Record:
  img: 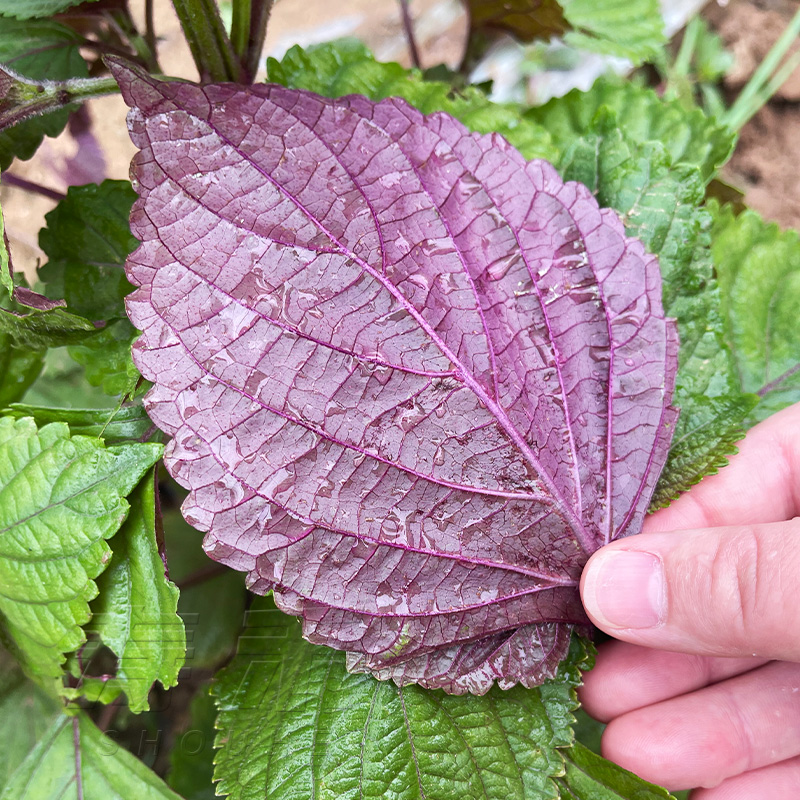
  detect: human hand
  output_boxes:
[579,402,800,798]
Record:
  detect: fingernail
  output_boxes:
[582,550,666,629]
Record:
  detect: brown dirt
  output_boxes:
[707,0,800,230]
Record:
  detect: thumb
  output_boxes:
[580,520,800,660]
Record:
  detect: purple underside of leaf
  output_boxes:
[108,57,678,695]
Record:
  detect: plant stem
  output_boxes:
[0,74,119,131]
[247,0,274,82]
[171,0,242,82]
[145,0,158,66]
[97,697,122,733]
[1,173,65,202]
[176,562,229,590]
[673,16,701,78]
[108,7,162,74]
[72,717,84,800]
[399,0,422,70]
[231,0,251,61]
[724,6,800,130]
[231,0,274,82]
[733,49,800,129]
[757,361,800,398]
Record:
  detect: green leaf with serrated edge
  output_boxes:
[0,416,161,689]
[555,742,675,799]
[558,0,665,63]
[0,713,181,800]
[266,41,557,162]
[77,470,185,713]
[213,596,593,800]
[650,393,758,509]
[39,181,138,320]
[0,305,99,348]
[38,180,141,395]
[463,0,569,41]
[3,403,155,444]
[1,195,90,391]
[0,243,100,352]
[556,113,752,504]
[0,643,62,793]
[0,0,99,20]
[462,0,664,65]
[163,507,246,670]
[526,78,735,182]
[710,202,800,423]
[167,687,217,800]
[0,17,88,168]
[0,18,84,72]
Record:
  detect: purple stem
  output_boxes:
[73,717,84,800]
[1,173,65,202]
[145,0,158,63]
[97,697,122,733]
[177,562,230,590]
[758,362,800,398]
[398,0,422,69]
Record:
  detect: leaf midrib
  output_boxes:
[140,79,590,548]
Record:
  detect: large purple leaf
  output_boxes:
[110,59,678,694]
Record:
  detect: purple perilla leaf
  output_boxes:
[110,58,678,694]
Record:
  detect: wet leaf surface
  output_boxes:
[111,60,678,693]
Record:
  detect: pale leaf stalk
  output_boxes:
[733,49,800,129]
[0,69,119,132]
[231,0,275,82]
[673,16,702,78]
[171,0,242,82]
[724,6,800,130]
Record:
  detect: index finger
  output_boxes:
[645,401,800,534]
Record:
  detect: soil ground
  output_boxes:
[2,0,799,277]
[708,0,800,229]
